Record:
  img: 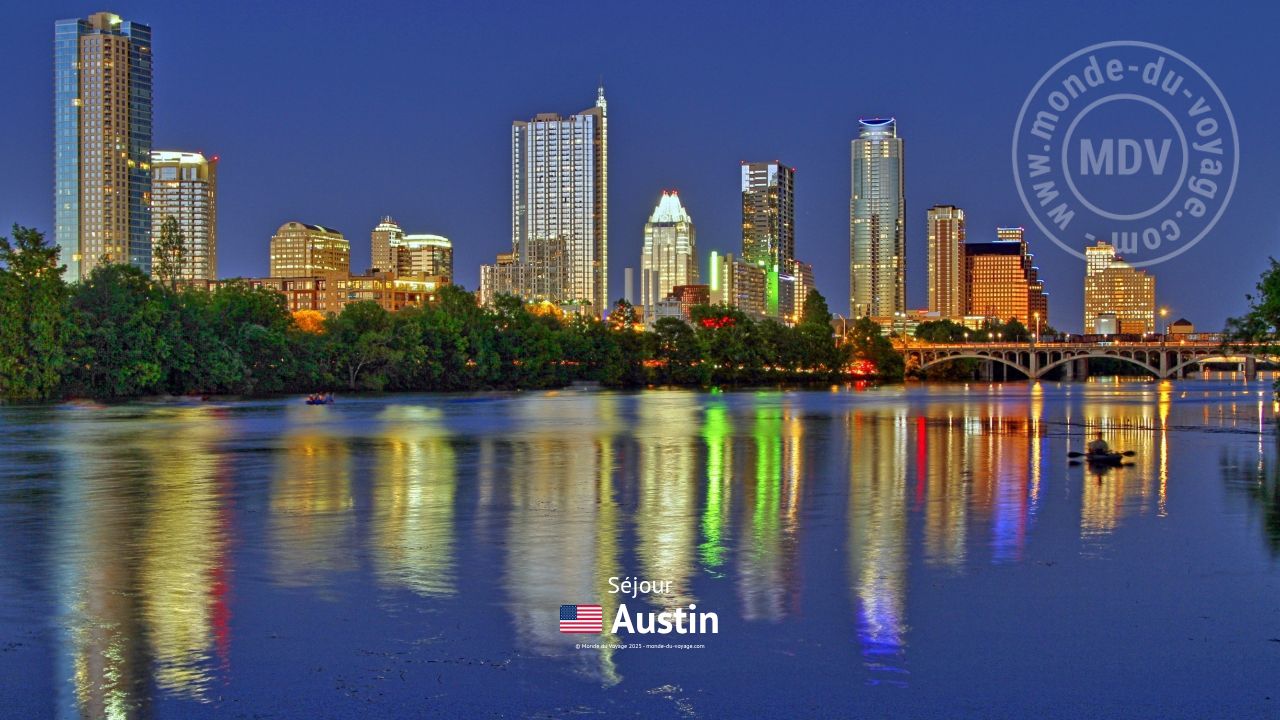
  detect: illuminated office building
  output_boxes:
[641,191,697,319]
[926,205,965,319]
[1083,240,1155,334]
[370,216,404,272]
[483,86,608,314]
[54,11,153,279]
[708,251,766,318]
[850,117,905,318]
[269,221,349,277]
[741,162,795,269]
[370,217,453,282]
[964,230,1049,327]
[150,150,217,281]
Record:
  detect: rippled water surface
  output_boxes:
[1,379,1278,718]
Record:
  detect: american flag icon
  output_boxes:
[559,604,603,634]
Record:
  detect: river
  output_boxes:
[1,377,1277,718]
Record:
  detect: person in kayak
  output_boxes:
[1087,432,1110,456]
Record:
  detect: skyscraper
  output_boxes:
[55,11,153,280]
[269,222,349,277]
[641,191,697,318]
[1083,241,1155,334]
[488,86,608,314]
[741,162,795,270]
[926,205,965,319]
[150,151,217,281]
[964,230,1049,327]
[397,235,453,281]
[370,216,404,272]
[850,117,905,319]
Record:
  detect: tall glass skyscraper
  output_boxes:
[849,118,905,319]
[641,191,697,318]
[502,86,608,314]
[740,162,795,270]
[55,12,153,280]
[151,151,217,281]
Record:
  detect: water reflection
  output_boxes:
[1221,445,1280,556]
[270,413,354,587]
[54,408,230,718]
[7,379,1273,714]
[371,405,456,597]
[847,409,909,685]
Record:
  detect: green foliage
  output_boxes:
[848,316,904,380]
[0,226,73,401]
[913,319,969,343]
[0,235,900,399]
[153,215,186,291]
[63,264,175,398]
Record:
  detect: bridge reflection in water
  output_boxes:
[2,380,1272,716]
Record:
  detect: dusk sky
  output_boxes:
[3,0,1276,331]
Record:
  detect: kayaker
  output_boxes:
[1087,432,1110,456]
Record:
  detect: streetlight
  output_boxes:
[1033,311,1041,341]
[1160,306,1170,335]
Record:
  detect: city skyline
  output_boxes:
[4,2,1274,331]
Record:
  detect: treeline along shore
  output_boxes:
[0,226,908,402]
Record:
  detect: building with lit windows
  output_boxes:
[187,272,447,314]
[150,150,217,281]
[926,205,965,319]
[741,162,795,270]
[964,231,1049,327]
[370,216,404,272]
[269,221,349,278]
[708,251,766,319]
[481,87,608,314]
[671,284,710,323]
[1083,240,1155,334]
[791,260,815,321]
[55,11,153,280]
[369,217,453,282]
[850,117,905,319]
[641,191,697,320]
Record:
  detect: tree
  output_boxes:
[691,305,764,384]
[152,215,186,291]
[325,301,400,390]
[801,288,832,327]
[650,317,708,385]
[292,309,326,334]
[63,264,174,398]
[0,225,73,401]
[1226,258,1280,388]
[848,316,903,380]
[913,319,969,343]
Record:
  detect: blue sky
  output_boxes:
[3,0,1276,330]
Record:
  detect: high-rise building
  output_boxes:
[370,217,453,282]
[791,259,816,322]
[486,86,607,313]
[708,251,767,318]
[370,216,404,272]
[1083,241,1155,334]
[397,235,453,281]
[741,162,795,270]
[926,205,965,319]
[55,11,153,280]
[269,222,349,277]
[964,231,1049,327]
[641,191,697,319]
[150,151,217,282]
[850,117,905,318]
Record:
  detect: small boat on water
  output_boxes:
[1067,449,1132,466]
[1084,452,1124,466]
[305,392,335,405]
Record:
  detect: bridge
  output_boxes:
[902,336,1278,380]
